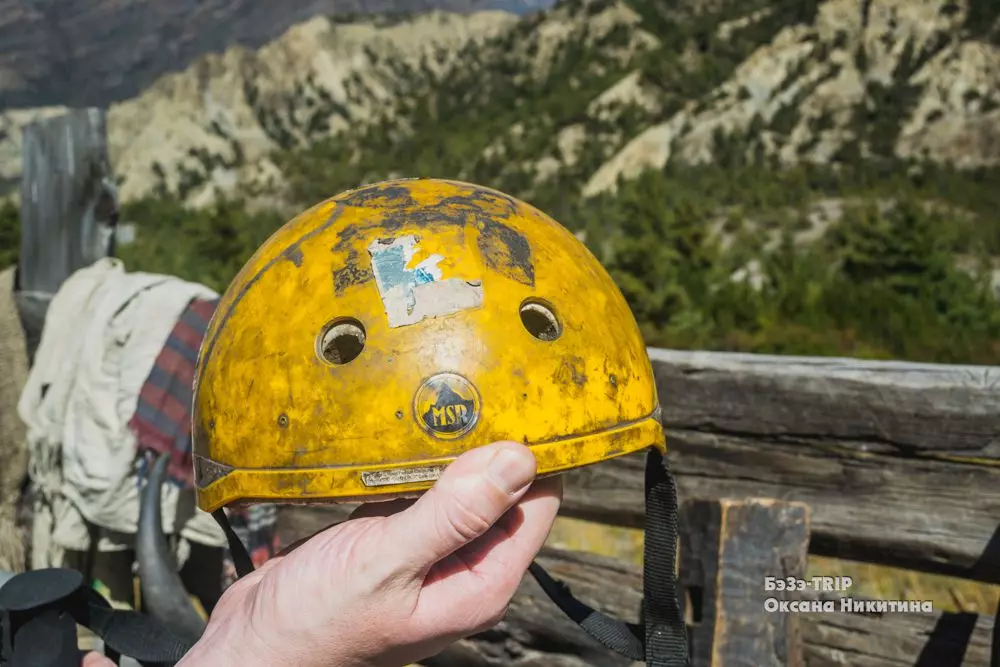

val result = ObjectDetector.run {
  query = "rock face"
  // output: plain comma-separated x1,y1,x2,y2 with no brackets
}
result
0,10,517,203
0,0,552,109
2,0,999,207
584,0,1000,195
105,11,518,204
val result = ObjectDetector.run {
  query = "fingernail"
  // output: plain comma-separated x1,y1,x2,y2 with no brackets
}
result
488,445,536,495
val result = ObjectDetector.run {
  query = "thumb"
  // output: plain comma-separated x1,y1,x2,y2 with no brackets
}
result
382,441,537,576
82,652,117,667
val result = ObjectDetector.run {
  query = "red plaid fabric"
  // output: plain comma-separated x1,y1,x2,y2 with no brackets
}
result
129,297,279,589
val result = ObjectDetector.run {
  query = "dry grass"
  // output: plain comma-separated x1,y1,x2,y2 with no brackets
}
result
544,516,1000,616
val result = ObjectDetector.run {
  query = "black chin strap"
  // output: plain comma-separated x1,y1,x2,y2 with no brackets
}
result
212,509,255,578
530,449,690,666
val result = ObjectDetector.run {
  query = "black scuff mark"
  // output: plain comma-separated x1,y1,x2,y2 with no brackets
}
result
332,263,373,295
478,215,534,286
337,183,419,208
283,246,304,267
329,181,535,294
554,355,588,388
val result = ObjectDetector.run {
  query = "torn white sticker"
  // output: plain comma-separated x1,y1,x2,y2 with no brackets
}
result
368,235,484,327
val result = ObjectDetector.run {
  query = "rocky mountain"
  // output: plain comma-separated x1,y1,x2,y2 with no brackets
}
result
584,0,1000,195
0,9,518,202
3,0,999,209
0,0,553,110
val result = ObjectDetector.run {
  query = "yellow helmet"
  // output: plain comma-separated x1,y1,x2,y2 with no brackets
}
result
191,178,663,512
193,178,688,666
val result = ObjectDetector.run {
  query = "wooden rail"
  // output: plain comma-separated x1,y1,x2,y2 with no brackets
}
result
562,349,1000,583
278,348,1000,666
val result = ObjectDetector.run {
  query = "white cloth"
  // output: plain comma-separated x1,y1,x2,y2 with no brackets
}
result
19,258,226,556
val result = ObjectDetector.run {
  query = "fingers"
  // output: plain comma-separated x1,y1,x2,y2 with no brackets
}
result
380,441,538,577
409,476,563,640
469,475,563,578
81,652,116,667
421,476,562,611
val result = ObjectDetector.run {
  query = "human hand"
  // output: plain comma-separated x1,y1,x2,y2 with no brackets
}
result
81,652,114,667
175,440,561,667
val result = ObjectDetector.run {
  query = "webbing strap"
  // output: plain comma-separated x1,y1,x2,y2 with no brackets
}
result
213,509,255,578
529,449,690,666
84,589,196,661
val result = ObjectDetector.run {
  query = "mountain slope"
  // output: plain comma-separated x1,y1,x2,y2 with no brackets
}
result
107,10,518,204
0,0,552,109
274,0,1000,213
586,0,1000,195
5,0,998,208
0,10,518,203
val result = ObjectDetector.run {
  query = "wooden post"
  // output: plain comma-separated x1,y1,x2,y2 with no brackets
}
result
679,498,811,667
15,107,116,360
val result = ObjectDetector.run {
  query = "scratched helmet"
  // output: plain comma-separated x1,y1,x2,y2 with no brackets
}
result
192,178,690,666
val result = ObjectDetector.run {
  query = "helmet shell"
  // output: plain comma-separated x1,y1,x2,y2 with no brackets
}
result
192,178,663,512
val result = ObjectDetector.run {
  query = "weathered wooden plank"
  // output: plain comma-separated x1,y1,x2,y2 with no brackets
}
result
279,447,1000,586
18,107,115,295
560,438,1000,583
558,350,1000,583
679,499,810,667
648,349,1000,461
423,548,995,667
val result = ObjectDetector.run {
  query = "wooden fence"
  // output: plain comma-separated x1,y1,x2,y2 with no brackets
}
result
281,349,1000,666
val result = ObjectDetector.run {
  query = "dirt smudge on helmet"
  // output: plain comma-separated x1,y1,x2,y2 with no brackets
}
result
337,183,420,209
330,181,535,294
477,216,534,286
332,263,373,294
282,245,304,267
553,355,588,389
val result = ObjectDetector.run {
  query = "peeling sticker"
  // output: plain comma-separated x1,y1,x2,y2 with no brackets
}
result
368,235,484,327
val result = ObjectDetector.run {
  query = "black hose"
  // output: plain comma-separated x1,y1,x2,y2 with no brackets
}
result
135,453,206,643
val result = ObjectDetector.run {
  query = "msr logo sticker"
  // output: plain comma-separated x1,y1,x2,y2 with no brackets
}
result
413,373,481,439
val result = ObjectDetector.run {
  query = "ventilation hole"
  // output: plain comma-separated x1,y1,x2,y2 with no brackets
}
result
318,319,366,365
519,301,561,341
